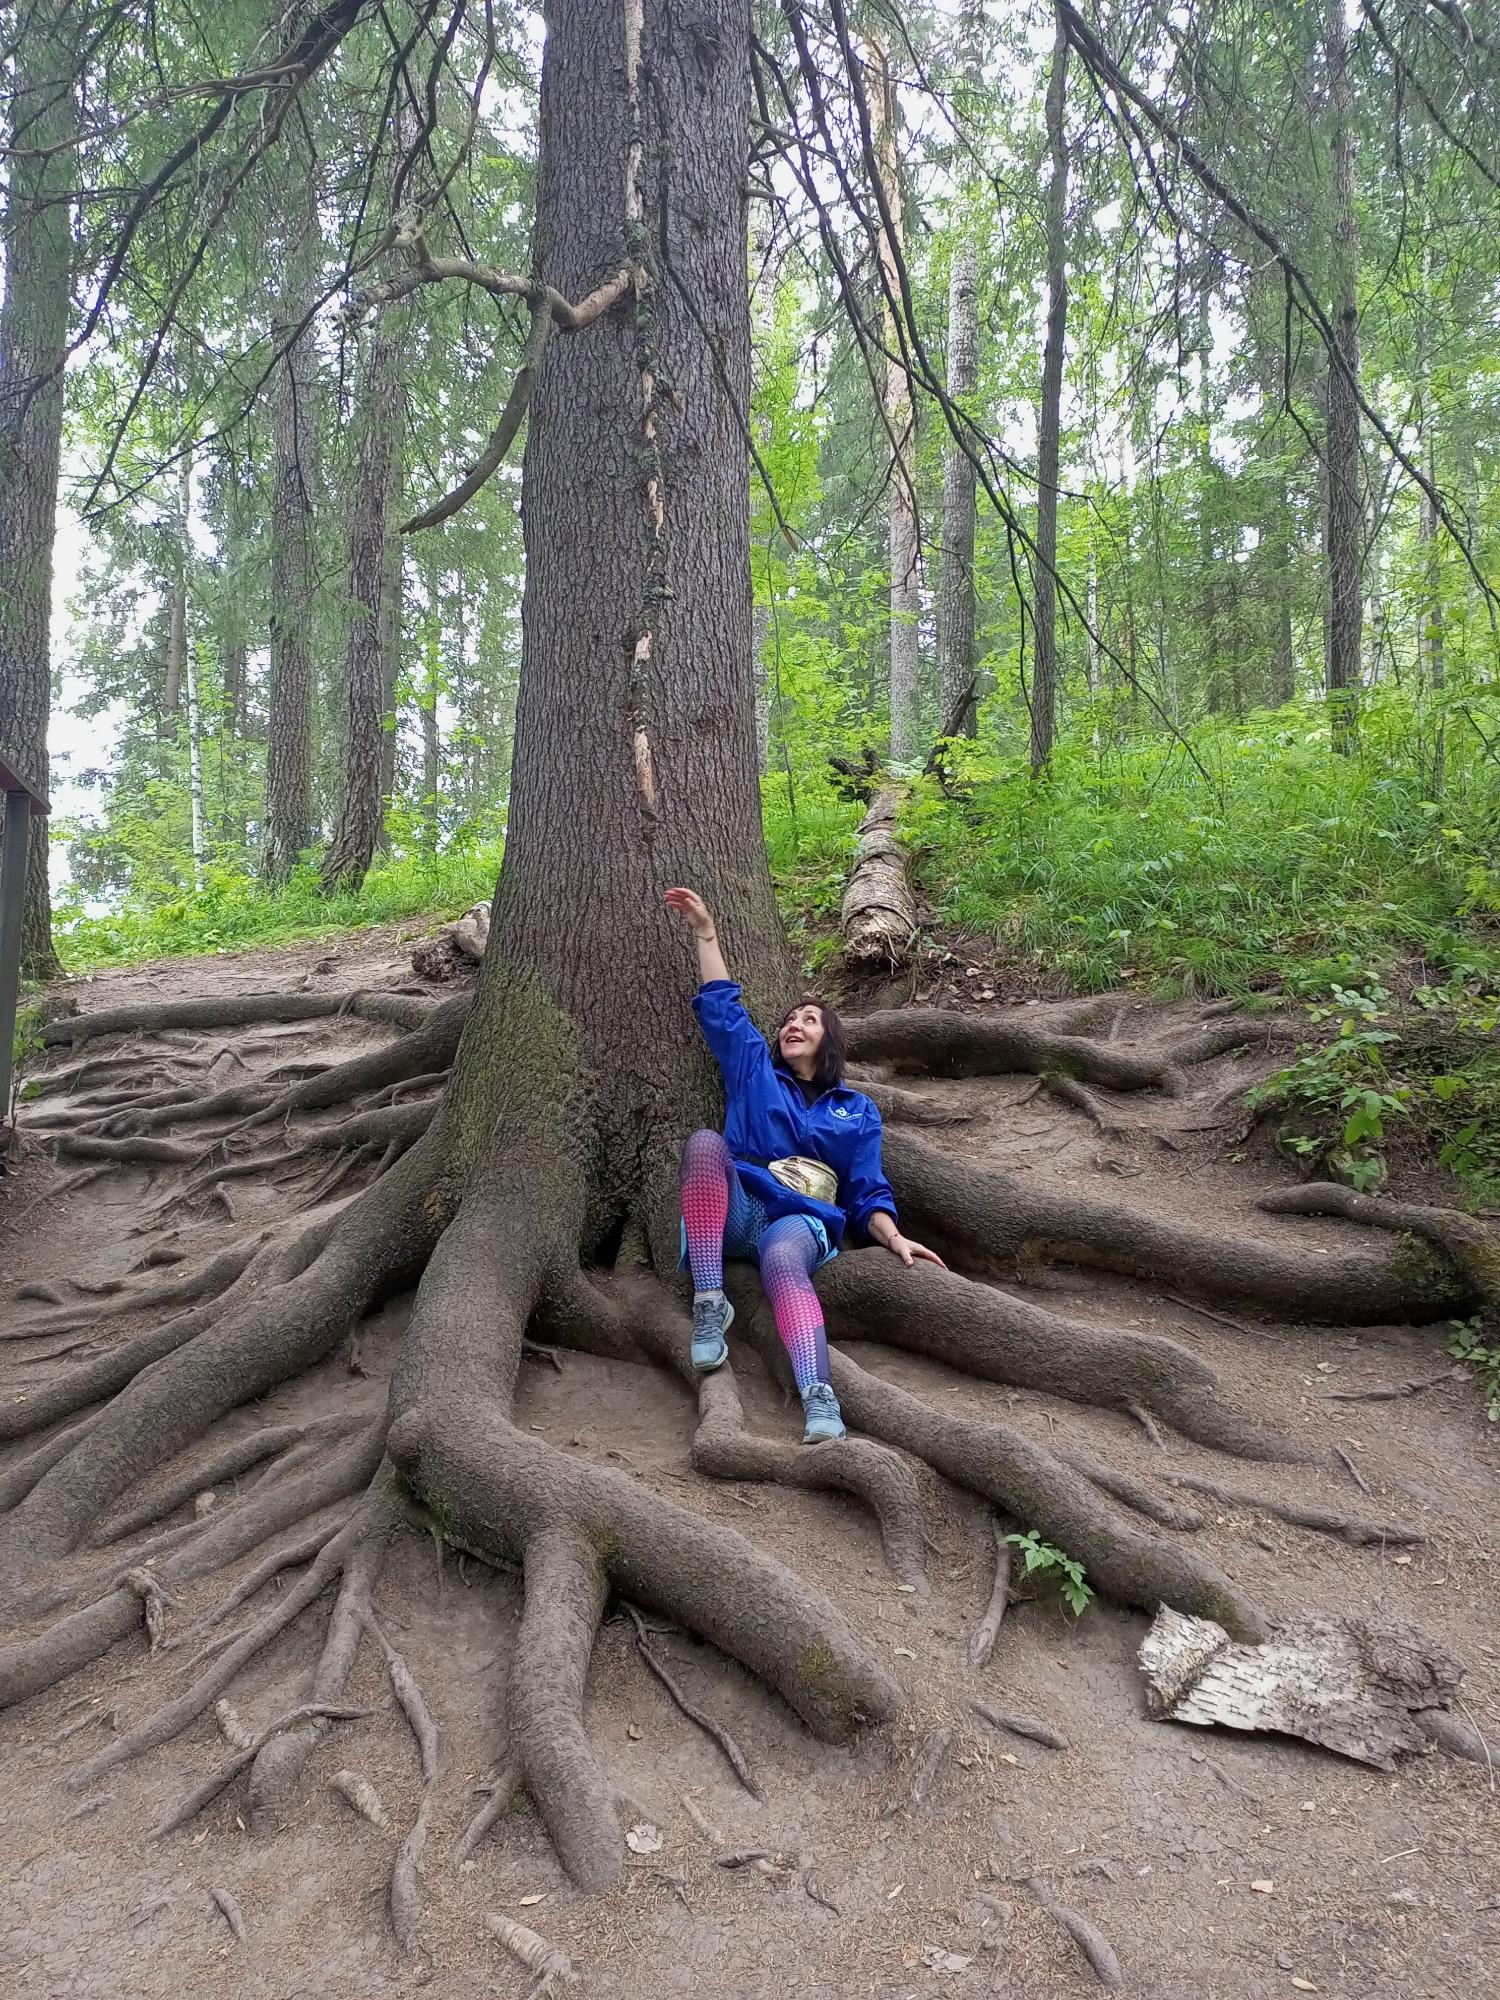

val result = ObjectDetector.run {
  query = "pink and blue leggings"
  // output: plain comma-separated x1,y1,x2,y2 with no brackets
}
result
680,1127,831,1394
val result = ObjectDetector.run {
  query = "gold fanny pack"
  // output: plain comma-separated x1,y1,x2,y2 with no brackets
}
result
766,1155,838,1206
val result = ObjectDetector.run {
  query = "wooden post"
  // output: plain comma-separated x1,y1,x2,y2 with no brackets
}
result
0,749,50,1148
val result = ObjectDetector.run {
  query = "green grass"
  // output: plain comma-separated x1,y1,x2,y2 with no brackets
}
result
890,693,1500,1000
56,844,505,972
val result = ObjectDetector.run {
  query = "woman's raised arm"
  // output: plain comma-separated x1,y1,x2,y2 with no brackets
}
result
664,888,730,986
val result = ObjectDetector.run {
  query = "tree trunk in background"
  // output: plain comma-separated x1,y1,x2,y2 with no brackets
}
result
185,628,206,891
1268,464,1296,705
936,0,984,738
1421,435,1445,794
1323,0,1362,752
322,311,405,891
0,0,75,979
938,230,979,736
1031,6,1069,777
159,453,190,735
373,483,404,848
868,36,921,763
263,100,321,885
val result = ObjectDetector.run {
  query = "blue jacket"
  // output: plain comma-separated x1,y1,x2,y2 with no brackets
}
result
693,980,898,1249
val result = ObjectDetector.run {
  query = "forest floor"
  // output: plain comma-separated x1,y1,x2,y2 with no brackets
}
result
2,924,1498,2000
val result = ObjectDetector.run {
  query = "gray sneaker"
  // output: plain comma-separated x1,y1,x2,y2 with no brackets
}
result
691,1292,734,1371
801,1382,846,1443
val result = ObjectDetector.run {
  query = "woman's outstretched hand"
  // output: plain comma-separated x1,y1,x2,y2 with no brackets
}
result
665,889,730,985
885,1232,946,1270
664,887,716,939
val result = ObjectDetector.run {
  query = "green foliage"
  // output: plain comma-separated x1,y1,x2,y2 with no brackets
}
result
890,690,1500,1001
11,1002,45,1075
1004,1530,1093,1617
1447,1315,1500,1424
54,845,502,972
1247,967,1500,1203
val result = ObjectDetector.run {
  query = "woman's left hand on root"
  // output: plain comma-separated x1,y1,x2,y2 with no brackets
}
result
886,1233,945,1269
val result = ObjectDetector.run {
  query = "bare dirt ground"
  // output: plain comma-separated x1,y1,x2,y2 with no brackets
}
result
2,926,1497,2000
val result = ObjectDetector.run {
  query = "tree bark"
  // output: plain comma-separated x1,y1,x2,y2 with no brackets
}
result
322,311,405,891
0,0,75,978
1323,0,1362,752
160,455,190,736
937,233,979,736
443,0,791,1258
936,0,983,737
263,96,322,885
868,36,921,764
373,473,404,847
1031,5,1069,776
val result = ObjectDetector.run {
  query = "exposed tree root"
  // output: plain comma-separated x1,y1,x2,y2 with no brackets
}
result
1259,1182,1500,1301
0,1425,386,1707
389,1388,900,1890
1162,1473,1425,1547
886,1724,952,1815
972,1700,1069,1750
1061,1448,1204,1530
0,1411,105,1512
861,1080,974,1127
0,1139,438,1598
454,1762,523,1867
2,1236,269,1345
209,1885,246,1943
968,1515,1011,1669
95,1423,312,1545
813,1251,1290,1460
105,995,471,1142
150,1700,373,1839
845,1002,1272,1092
824,1349,1268,1638
622,1601,761,1798
1023,1877,1123,1988
39,988,438,1051
331,1767,391,1826
882,1132,1473,1321
243,1504,398,1830
65,1507,374,1791
483,1910,578,1993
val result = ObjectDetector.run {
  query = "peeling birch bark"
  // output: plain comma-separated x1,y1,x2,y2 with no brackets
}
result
1138,1606,1461,1770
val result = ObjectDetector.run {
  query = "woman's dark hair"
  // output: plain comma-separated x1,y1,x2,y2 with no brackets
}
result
772,997,847,1091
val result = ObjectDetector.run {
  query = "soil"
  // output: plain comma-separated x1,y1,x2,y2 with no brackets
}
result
2,925,1497,2000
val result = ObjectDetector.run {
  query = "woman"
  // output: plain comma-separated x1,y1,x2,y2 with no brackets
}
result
665,887,944,1444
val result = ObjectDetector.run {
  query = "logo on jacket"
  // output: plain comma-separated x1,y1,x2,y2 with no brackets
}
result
831,1105,851,1118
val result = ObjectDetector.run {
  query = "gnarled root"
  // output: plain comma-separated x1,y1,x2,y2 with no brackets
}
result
845,1002,1274,1093
388,1395,901,1890
827,1350,1268,1639
814,1250,1291,1461
1259,1183,1500,1304
882,1132,1473,1322
39,987,437,1051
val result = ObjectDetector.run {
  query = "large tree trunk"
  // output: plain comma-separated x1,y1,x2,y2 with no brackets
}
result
1323,0,1362,752
868,36,922,764
322,311,405,891
262,107,322,885
0,0,75,979
453,0,791,1257
1030,4,1069,776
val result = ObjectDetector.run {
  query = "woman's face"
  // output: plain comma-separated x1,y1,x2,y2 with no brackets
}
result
778,1003,826,1067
